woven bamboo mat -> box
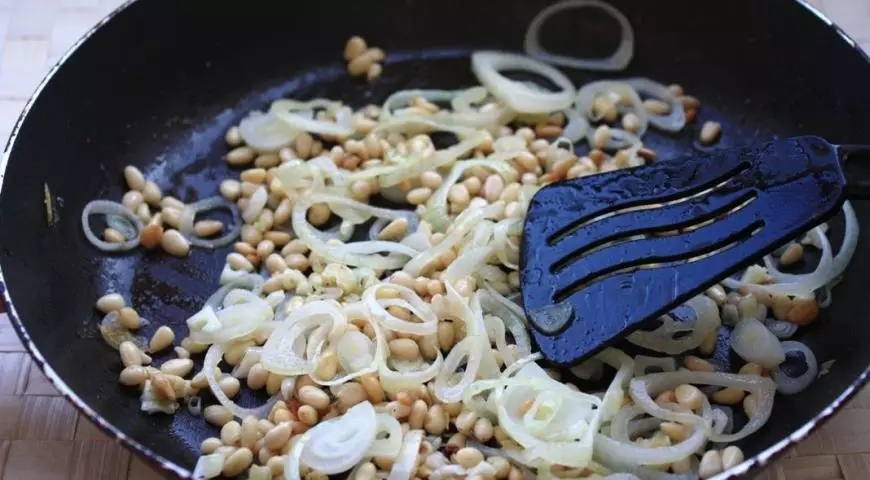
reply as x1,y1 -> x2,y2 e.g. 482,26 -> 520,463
0,0 -> 869,478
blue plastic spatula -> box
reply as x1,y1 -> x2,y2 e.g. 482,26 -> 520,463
519,136 -> 870,365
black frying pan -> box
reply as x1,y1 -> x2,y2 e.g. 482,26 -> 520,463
0,0 -> 869,478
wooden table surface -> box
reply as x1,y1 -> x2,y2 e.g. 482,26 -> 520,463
0,0 -> 869,478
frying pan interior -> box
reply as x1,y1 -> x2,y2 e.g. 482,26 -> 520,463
1,0 -> 869,476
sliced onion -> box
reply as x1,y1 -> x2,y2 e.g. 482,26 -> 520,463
179,197 -> 242,248
189,293 -> 273,344
625,78 -> 686,132
405,206 -> 495,276
633,355 -> 677,377
207,274 -> 264,307
524,0 -> 634,71
193,453 -> 224,479
271,99 -> 355,137
772,341 -> 819,395
471,51 -> 575,114
388,429 -> 424,480
238,111 -> 298,151
286,401 -> 378,480
261,300 -> 346,376
106,214 -> 138,240
204,345 -> 279,420
380,343 -> 444,396
99,311 -> 147,350
434,335 -> 486,403
425,158 -> 518,233
368,413 -> 404,457
763,318 -> 799,339
293,193 -> 420,270
628,370 -> 776,443
478,284 -> 532,358
596,406 -> 706,466
627,296 -> 720,354
365,283 -> 438,336
731,317 -> 785,369
82,200 -> 142,251
231,346 -> 262,378
562,108 -> 590,142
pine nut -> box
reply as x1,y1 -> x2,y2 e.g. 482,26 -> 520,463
201,437 -> 222,454
348,52 -> 375,77
455,447 -> 483,469
743,394 -> 758,418
473,417 -> 494,442
771,295 -> 793,320
222,447 -> 253,477
593,125 -> 611,149
700,121 -> 722,145
298,386 -> 330,410
160,358 -> 194,377
705,284 -> 728,305
592,97 -> 618,123
739,363 -> 764,376
659,422 -> 690,442
140,181 -> 161,206
149,326 -> 175,353
699,331 -> 717,356
257,239 -> 275,258
483,175 -> 505,203
241,167 -> 267,184
138,223 -> 163,249
437,321 -> 455,351
684,355 -> 715,372
406,187 -> 432,205
699,450 -> 723,479
389,338 -> 420,361
336,382 -> 369,411
119,365 -> 149,386
712,387 -> 746,405
360,374 -> 385,404
298,405 -> 318,426
220,179 -> 242,201
119,341 -> 143,367
220,375 -> 241,398
124,165 -> 146,191
779,242 -> 804,266
721,446 -> 745,470
643,98 -> 671,115
96,293 -> 125,313
194,220 -> 223,238
265,422 -> 293,451
535,124 -> 562,138
366,63 -> 383,82
150,373 -> 176,400
224,125 -> 243,146
160,229 -> 190,257
455,411 -> 478,434
344,36 -> 367,61
116,307 -> 141,330
622,112 -> 641,133
378,218 -> 408,241
675,384 -> 703,411
787,296 -> 819,325
671,456 -> 692,474
205,405 -> 234,427
424,404 -> 446,435
227,146 -> 256,166
121,190 -> 144,211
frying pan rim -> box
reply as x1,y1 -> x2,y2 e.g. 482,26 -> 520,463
0,0 -> 867,478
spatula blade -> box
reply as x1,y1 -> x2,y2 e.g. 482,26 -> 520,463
520,136 -> 845,365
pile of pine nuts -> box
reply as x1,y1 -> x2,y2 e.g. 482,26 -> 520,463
85,70 -> 810,480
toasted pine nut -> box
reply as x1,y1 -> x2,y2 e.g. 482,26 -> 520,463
220,179 -> 241,201
699,450 -> 723,479
455,447 -> 484,469
204,405 -> 234,427
378,218 -> 409,241
711,387 -> 746,405
160,358 -> 194,377
367,63 -> 383,82
222,447 -> 253,477
150,373 -> 176,400
227,146 -> 256,166
787,296 -> 819,325
298,386 -> 331,410
160,229 -> 190,257
700,121 -> 722,145
406,187 -> 432,205
96,293 -> 125,314
675,384 -> 703,411
194,220 -> 224,238
120,341 -> 143,367
344,36 -> 367,61
643,98 -> 671,115
119,365 -> 149,386
721,446 -> 745,470
593,125 -> 611,149
660,422 -> 690,442
150,326 -> 175,353
124,166 -> 146,191
117,307 -> 141,330
779,242 -> 804,266
684,355 -> 715,372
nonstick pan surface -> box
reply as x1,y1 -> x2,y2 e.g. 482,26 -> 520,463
1,0 -> 870,477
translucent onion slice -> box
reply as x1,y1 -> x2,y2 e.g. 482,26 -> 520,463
405,206 -> 496,276
106,214 -> 138,240
763,318 -> 799,339
524,0 -> 634,71
628,370 -> 776,443
292,193 -> 420,270
731,317 -> 785,369
562,108 -> 590,142
192,453 -> 224,479
286,401 -> 378,480
367,413 -> 404,457
189,294 -> 273,344
388,430 -> 424,480
238,112 -> 298,152
179,197 -> 242,248
424,158 -> 518,232
772,341 -> 819,395
633,355 -> 676,377
380,342 -> 444,395
595,421 -> 706,467
625,78 -> 686,132
626,296 -> 720,354
204,345 -> 279,420
271,99 -> 355,137
364,283 -> 438,336
231,347 -> 262,378
576,81 -> 648,137
434,335 -> 486,403
471,51 -> 576,114
261,300 -> 346,376
81,200 -> 142,252
100,311 -> 147,350
478,284 -> 532,359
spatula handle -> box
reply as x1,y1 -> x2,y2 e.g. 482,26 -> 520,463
839,144 -> 870,199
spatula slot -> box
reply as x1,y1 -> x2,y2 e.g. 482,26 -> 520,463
547,161 -> 751,245
552,219 -> 764,303
549,190 -> 758,274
